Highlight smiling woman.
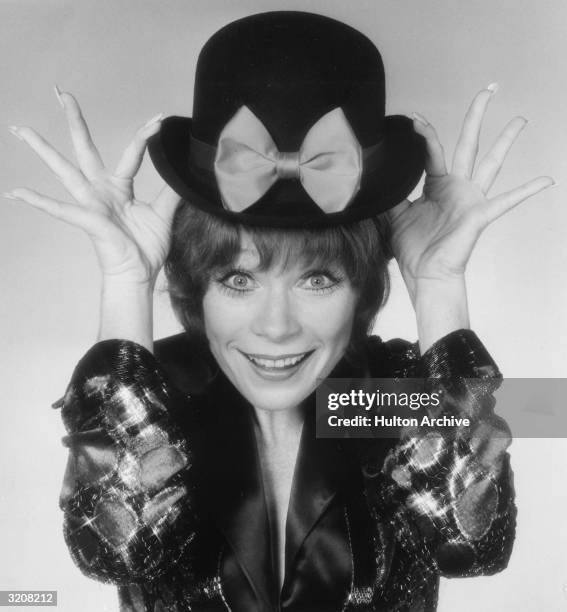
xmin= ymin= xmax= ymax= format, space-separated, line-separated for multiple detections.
xmin=202 ymin=238 xmax=358 ymax=412
xmin=5 ymin=9 xmax=553 ymax=612
xmin=166 ymin=203 xmax=392 ymax=413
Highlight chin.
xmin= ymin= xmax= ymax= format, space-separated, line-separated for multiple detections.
xmin=241 ymin=386 xmax=313 ymax=412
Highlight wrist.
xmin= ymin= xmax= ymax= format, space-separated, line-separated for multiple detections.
xmin=101 ymin=269 xmax=157 ymax=291
xmin=413 ymin=274 xmax=467 ymax=301
xmin=414 ymin=276 xmax=470 ymax=354
xmin=400 ymin=266 xmax=467 ymax=306
xmin=98 ymin=277 xmax=155 ymax=352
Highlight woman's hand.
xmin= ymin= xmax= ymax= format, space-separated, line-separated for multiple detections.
xmin=5 ymin=89 xmax=180 ymax=287
xmin=388 ymin=85 xmax=554 ymax=352
xmin=388 ymin=85 xmax=554 ymax=304
xmin=5 ymin=89 xmax=181 ymax=351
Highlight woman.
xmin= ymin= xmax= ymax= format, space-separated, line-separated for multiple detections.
xmin=6 ymin=12 xmax=553 ymax=612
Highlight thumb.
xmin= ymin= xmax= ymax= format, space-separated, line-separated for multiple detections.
xmin=412 ymin=113 xmax=447 ymax=177
xmin=152 ymin=184 xmax=182 ymax=221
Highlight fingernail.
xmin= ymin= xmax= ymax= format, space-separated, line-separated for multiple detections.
xmin=54 ymin=84 xmax=65 ymax=108
xmin=486 ymin=82 xmax=499 ymax=95
xmin=51 ymin=397 xmax=65 ymax=409
xmin=3 ymin=192 xmax=20 ymax=201
xmin=8 ymin=125 xmax=24 ymax=141
xmin=144 ymin=112 xmax=164 ymax=127
xmin=412 ymin=112 xmax=429 ymax=126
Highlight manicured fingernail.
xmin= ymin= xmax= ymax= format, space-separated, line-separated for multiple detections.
xmin=144 ymin=112 xmax=164 ymax=127
xmin=54 ymin=84 xmax=65 ymax=108
xmin=412 ymin=112 xmax=429 ymax=126
xmin=2 ymin=192 xmax=20 ymax=201
xmin=487 ymin=82 xmax=499 ymax=94
xmin=8 ymin=125 xmax=24 ymax=141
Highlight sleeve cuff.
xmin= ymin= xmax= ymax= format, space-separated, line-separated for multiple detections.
xmin=420 ymin=329 xmax=502 ymax=380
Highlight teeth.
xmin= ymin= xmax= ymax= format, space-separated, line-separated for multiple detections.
xmin=247 ymin=353 xmax=307 ymax=369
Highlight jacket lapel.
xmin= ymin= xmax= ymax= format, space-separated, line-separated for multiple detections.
xmin=282 ymin=349 xmax=371 ymax=604
xmin=201 ymin=370 xmax=277 ymax=610
xmin=284 ymin=401 xmax=351 ymax=577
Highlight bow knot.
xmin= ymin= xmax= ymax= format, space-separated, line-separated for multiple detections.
xmin=275 ymin=151 xmax=301 ymax=179
xmin=213 ymin=106 xmax=364 ymax=213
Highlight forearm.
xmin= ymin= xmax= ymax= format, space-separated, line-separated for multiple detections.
xmin=412 ymin=276 xmax=470 ymax=354
xmin=378 ymin=330 xmax=515 ymax=577
xmin=97 ymin=276 xmax=155 ymax=353
xmin=59 ymin=339 xmax=197 ymax=583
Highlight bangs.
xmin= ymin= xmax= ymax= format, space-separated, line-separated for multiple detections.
xmin=172 ymin=203 xmax=384 ymax=288
xmin=244 ymin=226 xmax=374 ymax=287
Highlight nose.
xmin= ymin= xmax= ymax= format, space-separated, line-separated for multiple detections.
xmin=250 ymin=286 xmax=302 ymax=342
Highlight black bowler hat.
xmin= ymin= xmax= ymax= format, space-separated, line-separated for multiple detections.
xmin=148 ymin=11 xmax=426 ymax=228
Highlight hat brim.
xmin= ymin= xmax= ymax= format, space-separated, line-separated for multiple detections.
xmin=148 ymin=115 xmax=426 ymax=228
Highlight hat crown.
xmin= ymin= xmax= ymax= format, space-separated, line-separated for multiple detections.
xmin=192 ymin=11 xmax=386 ymax=150
xmin=148 ymin=11 xmax=425 ymax=228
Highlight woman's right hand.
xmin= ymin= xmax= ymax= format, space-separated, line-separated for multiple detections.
xmin=5 ymin=89 xmax=181 ymax=287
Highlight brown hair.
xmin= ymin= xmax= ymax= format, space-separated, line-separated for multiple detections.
xmin=165 ymin=202 xmax=393 ymax=354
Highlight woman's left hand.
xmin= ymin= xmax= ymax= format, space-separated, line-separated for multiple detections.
xmin=388 ymin=85 xmax=554 ymax=303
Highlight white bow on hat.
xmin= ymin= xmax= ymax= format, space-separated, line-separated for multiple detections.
xmin=214 ymin=106 xmax=364 ymax=213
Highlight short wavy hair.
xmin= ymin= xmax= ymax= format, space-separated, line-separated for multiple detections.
xmin=165 ymin=202 xmax=393 ymax=355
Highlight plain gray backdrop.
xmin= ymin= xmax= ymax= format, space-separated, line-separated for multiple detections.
xmin=1 ymin=1 xmax=566 ymax=610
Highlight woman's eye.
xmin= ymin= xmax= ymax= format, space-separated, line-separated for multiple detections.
xmin=303 ymin=273 xmax=340 ymax=292
xmin=229 ymin=274 xmax=249 ymax=287
xmin=217 ymin=270 xmax=257 ymax=295
xmin=225 ymin=273 xmax=252 ymax=289
xmin=309 ymin=275 xmax=330 ymax=288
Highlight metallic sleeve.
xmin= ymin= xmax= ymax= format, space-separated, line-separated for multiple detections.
xmin=378 ymin=330 xmax=516 ymax=578
xmin=56 ymin=340 xmax=198 ymax=585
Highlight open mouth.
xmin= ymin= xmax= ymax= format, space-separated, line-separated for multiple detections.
xmin=239 ymin=350 xmax=315 ymax=371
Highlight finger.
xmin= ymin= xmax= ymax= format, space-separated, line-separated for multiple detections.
xmin=386 ymin=198 xmax=411 ymax=223
xmin=412 ymin=114 xmax=447 ymax=176
xmin=152 ymin=184 xmax=182 ymax=221
xmin=484 ymin=176 xmax=555 ymax=223
xmin=475 ymin=116 xmax=528 ymax=192
xmin=451 ymin=84 xmax=497 ymax=178
xmin=114 ymin=113 xmax=164 ymax=180
xmin=5 ymin=187 xmax=98 ymax=230
xmin=58 ymin=89 xmax=105 ymax=177
xmin=9 ymin=126 xmax=93 ymax=202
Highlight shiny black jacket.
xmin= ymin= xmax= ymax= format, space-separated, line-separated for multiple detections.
xmin=57 ymin=329 xmax=515 ymax=611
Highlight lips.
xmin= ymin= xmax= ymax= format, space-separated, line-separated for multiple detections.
xmin=239 ymin=350 xmax=314 ymax=371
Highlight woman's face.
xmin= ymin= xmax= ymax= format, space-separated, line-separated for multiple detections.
xmin=203 ymin=233 xmax=358 ymax=412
